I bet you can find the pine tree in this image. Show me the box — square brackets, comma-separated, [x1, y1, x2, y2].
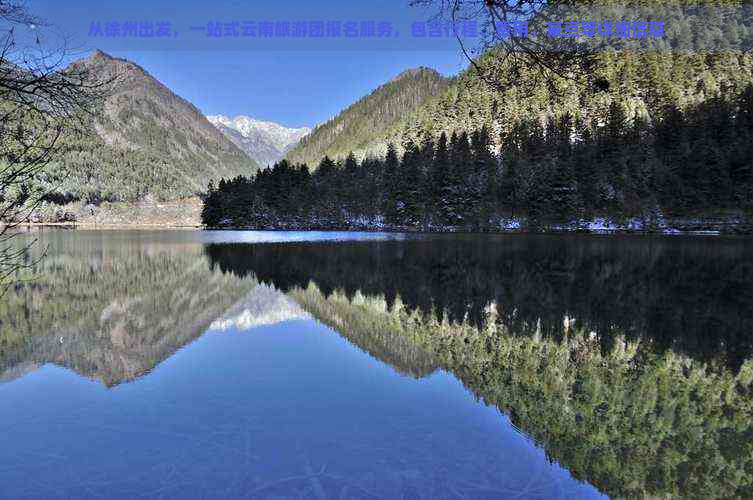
[471, 125, 498, 230]
[573, 118, 598, 214]
[734, 85, 753, 207]
[655, 105, 691, 211]
[382, 143, 400, 225]
[342, 152, 360, 217]
[418, 135, 435, 227]
[400, 140, 425, 226]
[447, 131, 472, 226]
[599, 101, 630, 213]
[201, 179, 222, 227]
[315, 156, 338, 225]
[623, 112, 656, 219]
[428, 132, 450, 226]
[500, 123, 524, 218]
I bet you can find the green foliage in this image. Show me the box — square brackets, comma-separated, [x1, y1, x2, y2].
[285, 68, 451, 167]
[291, 284, 439, 379]
[204, 237, 753, 369]
[24, 51, 258, 206]
[199, 235, 753, 497]
[397, 48, 753, 151]
[203, 87, 753, 230]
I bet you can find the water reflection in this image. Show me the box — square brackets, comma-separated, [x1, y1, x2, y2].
[204, 235, 753, 498]
[205, 235, 753, 371]
[1, 230, 752, 498]
[1, 231, 606, 499]
[0, 232, 258, 385]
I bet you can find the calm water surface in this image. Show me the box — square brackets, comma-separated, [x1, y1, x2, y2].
[1, 229, 752, 499]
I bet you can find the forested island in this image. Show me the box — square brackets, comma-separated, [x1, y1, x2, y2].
[202, 86, 753, 234]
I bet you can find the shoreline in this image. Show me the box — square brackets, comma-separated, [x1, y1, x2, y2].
[6, 222, 201, 230]
[9, 222, 751, 237]
[201, 215, 753, 236]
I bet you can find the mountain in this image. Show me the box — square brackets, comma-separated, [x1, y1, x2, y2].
[207, 115, 310, 168]
[41, 50, 259, 205]
[205, 46, 753, 231]
[394, 49, 753, 150]
[284, 67, 451, 167]
[287, 49, 753, 169]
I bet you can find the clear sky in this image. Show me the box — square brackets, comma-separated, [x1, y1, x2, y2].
[30, 0, 471, 129]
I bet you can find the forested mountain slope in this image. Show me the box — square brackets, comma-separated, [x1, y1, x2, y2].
[206, 48, 753, 230]
[40, 50, 258, 204]
[287, 48, 753, 170]
[394, 49, 753, 148]
[285, 67, 451, 167]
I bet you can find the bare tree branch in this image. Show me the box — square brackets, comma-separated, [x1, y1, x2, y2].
[410, 0, 597, 95]
[0, 1, 114, 289]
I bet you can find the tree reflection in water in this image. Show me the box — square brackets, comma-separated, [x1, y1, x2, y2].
[205, 235, 753, 499]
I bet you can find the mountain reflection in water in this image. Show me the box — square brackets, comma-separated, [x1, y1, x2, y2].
[1, 230, 752, 499]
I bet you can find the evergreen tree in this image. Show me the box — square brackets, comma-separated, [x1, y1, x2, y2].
[398, 141, 425, 226]
[428, 132, 450, 226]
[471, 125, 498, 230]
[418, 135, 435, 227]
[202, 88, 753, 232]
[655, 105, 691, 211]
[315, 156, 338, 225]
[343, 152, 360, 217]
[598, 101, 630, 213]
[446, 131, 472, 226]
[382, 144, 400, 225]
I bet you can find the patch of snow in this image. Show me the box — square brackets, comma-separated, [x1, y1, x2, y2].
[584, 217, 620, 233]
[499, 218, 522, 230]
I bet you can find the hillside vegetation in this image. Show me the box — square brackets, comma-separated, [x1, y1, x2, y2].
[207, 41, 753, 230]
[396, 49, 753, 148]
[290, 286, 753, 499]
[285, 67, 451, 166]
[36, 51, 258, 207]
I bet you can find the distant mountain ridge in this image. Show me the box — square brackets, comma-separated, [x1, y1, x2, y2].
[41, 50, 258, 204]
[208, 115, 310, 167]
[284, 67, 450, 167]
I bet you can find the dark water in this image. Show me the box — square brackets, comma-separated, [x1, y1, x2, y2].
[1, 230, 752, 499]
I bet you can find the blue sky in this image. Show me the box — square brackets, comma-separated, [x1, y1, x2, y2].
[31, 0, 471, 128]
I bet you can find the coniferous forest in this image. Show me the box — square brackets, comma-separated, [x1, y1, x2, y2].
[202, 87, 753, 232]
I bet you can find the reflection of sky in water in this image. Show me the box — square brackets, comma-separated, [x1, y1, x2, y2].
[0, 317, 604, 499]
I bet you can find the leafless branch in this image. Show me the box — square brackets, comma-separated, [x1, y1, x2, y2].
[410, 0, 597, 95]
[0, 1, 114, 289]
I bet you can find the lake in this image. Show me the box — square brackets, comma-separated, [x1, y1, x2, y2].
[1, 229, 752, 499]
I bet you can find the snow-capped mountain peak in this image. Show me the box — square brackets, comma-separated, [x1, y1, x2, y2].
[207, 114, 310, 167]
